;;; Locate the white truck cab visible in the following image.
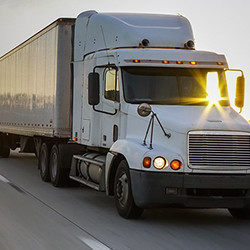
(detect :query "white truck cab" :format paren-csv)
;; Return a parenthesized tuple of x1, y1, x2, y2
(70, 11, 250, 219)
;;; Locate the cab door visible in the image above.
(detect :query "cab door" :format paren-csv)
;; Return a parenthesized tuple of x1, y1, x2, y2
(100, 67, 121, 148)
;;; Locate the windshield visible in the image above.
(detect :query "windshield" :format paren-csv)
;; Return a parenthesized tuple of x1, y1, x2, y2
(122, 67, 230, 106)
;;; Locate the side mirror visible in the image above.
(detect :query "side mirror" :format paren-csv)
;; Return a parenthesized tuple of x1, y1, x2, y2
(137, 103, 152, 117)
(235, 76, 245, 108)
(88, 72, 100, 105)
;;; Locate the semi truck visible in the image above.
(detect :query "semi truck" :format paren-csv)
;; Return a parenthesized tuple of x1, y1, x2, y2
(0, 10, 250, 219)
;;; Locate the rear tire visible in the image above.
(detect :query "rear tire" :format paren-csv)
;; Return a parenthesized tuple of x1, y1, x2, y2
(228, 208, 250, 219)
(50, 144, 69, 187)
(114, 160, 144, 219)
(38, 142, 51, 182)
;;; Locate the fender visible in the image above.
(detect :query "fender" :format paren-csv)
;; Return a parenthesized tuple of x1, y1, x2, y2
(110, 138, 150, 170)
(109, 138, 185, 170)
(105, 138, 150, 195)
(105, 138, 185, 195)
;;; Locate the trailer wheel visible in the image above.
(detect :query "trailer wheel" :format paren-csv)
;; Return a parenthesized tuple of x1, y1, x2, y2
(114, 160, 144, 219)
(0, 146, 10, 158)
(38, 143, 51, 182)
(50, 144, 68, 187)
(228, 208, 250, 219)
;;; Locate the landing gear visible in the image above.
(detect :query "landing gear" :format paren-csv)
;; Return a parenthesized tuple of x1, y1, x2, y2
(114, 160, 144, 219)
(0, 135, 10, 158)
(0, 146, 10, 158)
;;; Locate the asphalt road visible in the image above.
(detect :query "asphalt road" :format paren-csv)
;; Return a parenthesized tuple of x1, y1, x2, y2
(0, 151, 250, 250)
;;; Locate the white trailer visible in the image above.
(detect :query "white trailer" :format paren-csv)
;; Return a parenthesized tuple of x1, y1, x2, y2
(0, 11, 250, 219)
(0, 19, 74, 138)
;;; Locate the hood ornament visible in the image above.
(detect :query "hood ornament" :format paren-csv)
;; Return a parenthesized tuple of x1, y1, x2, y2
(137, 103, 171, 150)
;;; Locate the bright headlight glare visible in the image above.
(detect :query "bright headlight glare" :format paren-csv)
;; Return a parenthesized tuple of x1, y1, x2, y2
(153, 157, 168, 169)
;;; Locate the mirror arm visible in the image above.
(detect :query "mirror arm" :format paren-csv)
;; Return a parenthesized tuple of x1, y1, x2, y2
(154, 113, 171, 138)
(143, 112, 171, 150)
(225, 68, 245, 112)
(225, 68, 244, 77)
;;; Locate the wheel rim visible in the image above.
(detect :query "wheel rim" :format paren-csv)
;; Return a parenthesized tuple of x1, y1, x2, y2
(116, 172, 129, 208)
(51, 150, 58, 179)
(40, 148, 47, 174)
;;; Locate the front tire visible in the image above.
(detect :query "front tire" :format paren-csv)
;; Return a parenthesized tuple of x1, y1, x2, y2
(114, 160, 144, 219)
(228, 208, 250, 219)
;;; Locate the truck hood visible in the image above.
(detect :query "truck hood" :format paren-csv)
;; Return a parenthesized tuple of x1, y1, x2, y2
(127, 105, 250, 135)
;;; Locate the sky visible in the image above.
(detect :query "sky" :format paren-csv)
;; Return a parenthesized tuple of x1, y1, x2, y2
(0, 0, 249, 119)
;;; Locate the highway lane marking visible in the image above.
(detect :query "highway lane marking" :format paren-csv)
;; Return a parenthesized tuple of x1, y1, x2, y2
(0, 174, 26, 194)
(78, 236, 111, 250)
(0, 175, 10, 183)
(0, 173, 112, 249)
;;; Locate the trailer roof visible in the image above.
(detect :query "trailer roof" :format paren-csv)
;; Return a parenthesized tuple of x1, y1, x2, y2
(0, 18, 75, 61)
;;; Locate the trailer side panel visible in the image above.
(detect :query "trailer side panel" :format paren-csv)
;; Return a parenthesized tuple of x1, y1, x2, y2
(0, 19, 75, 138)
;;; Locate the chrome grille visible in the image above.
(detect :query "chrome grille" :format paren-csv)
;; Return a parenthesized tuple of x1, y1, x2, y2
(188, 132, 250, 169)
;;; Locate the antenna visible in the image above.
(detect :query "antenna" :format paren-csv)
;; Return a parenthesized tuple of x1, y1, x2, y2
(100, 25, 111, 68)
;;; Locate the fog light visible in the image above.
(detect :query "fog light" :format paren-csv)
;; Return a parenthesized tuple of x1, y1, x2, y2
(153, 157, 168, 169)
(170, 160, 183, 170)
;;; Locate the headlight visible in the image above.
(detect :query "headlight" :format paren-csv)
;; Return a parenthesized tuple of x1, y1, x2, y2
(153, 156, 168, 169)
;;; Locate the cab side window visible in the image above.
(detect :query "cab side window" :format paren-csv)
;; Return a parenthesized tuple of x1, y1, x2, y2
(105, 68, 120, 102)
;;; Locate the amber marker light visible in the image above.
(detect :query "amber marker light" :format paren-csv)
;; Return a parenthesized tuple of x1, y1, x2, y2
(133, 59, 140, 63)
(176, 61, 183, 64)
(162, 60, 169, 64)
(217, 62, 223, 65)
(190, 61, 197, 65)
(170, 160, 183, 170)
(143, 157, 151, 168)
(73, 137, 78, 142)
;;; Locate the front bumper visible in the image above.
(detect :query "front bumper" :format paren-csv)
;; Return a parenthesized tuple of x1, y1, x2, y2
(130, 170, 250, 209)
